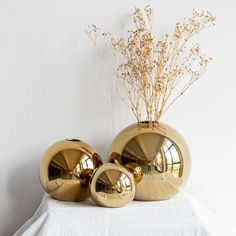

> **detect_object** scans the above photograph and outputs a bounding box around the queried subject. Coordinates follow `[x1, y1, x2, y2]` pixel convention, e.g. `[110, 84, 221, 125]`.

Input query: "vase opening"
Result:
[66, 139, 81, 142]
[138, 121, 159, 128]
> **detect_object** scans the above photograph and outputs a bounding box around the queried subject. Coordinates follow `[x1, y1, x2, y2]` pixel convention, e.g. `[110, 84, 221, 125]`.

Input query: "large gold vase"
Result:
[108, 122, 191, 201]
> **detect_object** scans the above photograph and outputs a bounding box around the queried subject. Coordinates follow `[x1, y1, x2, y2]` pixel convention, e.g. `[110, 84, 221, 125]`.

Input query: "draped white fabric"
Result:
[14, 192, 233, 236]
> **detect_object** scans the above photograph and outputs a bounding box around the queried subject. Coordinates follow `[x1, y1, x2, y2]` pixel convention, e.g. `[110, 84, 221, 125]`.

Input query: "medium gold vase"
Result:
[40, 139, 102, 201]
[108, 122, 191, 201]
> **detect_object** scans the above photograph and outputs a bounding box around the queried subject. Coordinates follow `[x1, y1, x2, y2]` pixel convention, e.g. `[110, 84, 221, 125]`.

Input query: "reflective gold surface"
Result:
[40, 139, 102, 201]
[108, 122, 191, 201]
[89, 163, 135, 207]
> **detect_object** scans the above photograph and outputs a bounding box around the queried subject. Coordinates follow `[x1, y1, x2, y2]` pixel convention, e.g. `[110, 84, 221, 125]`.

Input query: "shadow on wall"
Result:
[76, 45, 119, 159]
[3, 151, 44, 236]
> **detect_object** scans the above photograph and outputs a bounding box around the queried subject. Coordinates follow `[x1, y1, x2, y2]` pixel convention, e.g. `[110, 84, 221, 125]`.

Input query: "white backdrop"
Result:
[0, 0, 235, 235]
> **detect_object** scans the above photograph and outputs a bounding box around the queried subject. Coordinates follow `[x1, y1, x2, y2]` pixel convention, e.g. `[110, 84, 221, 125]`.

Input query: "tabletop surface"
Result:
[13, 192, 232, 236]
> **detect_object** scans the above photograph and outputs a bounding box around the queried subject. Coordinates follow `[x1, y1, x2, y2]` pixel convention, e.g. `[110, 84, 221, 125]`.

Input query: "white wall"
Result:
[0, 0, 235, 235]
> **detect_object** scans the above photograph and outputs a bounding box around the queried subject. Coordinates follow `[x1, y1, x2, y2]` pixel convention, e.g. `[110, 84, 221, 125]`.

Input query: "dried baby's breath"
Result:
[87, 6, 216, 127]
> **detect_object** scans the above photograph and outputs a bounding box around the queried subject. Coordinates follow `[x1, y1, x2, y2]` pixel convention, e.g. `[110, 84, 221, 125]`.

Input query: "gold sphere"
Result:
[40, 139, 102, 201]
[108, 122, 191, 201]
[89, 163, 135, 208]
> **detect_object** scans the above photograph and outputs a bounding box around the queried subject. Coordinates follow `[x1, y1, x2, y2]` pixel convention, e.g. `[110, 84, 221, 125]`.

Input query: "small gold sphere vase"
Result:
[89, 163, 135, 208]
[108, 122, 191, 201]
[40, 139, 102, 201]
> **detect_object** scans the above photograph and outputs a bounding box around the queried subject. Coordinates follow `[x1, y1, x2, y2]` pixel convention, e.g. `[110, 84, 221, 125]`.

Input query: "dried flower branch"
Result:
[87, 6, 216, 127]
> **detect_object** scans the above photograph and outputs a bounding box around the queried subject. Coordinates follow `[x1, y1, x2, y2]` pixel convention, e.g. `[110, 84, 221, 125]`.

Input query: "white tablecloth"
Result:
[14, 192, 233, 236]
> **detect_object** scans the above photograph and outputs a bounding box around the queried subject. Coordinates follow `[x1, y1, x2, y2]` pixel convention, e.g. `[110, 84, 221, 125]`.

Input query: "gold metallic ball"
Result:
[40, 139, 102, 201]
[108, 122, 191, 201]
[89, 163, 135, 208]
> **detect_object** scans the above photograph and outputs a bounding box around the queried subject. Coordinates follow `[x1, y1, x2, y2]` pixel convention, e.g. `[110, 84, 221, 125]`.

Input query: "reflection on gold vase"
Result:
[39, 139, 102, 201]
[108, 122, 191, 201]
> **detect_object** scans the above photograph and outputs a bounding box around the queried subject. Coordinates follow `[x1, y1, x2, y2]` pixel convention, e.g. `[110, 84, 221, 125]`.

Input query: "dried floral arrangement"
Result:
[87, 6, 216, 127]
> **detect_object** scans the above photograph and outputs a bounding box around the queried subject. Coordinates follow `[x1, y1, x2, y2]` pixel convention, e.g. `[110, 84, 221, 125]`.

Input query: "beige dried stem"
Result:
[86, 6, 216, 127]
